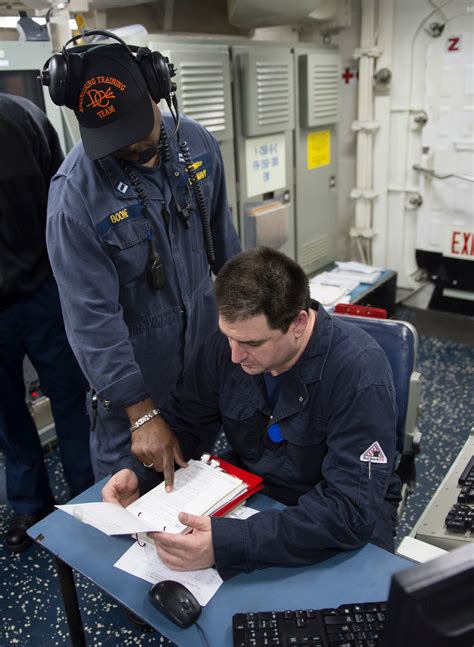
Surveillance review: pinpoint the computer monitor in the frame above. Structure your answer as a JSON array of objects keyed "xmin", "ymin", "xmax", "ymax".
[
  {"xmin": 0, "ymin": 69, "xmax": 46, "ymax": 112},
  {"xmin": 381, "ymin": 543, "xmax": 474, "ymax": 647}
]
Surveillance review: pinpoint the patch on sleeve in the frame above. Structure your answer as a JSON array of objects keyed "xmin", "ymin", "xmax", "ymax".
[{"xmin": 360, "ymin": 442, "xmax": 387, "ymax": 464}]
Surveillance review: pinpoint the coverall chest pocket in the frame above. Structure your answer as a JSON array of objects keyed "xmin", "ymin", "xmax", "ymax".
[
  {"xmin": 278, "ymin": 416, "xmax": 328, "ymax": 484},
  {"xmin": 219, "ymin": 388, "xmax": 265, "ymax": 462},
  {"xmin": 101, "ymin": 218, "xmax": 150, "ymax": 288}
]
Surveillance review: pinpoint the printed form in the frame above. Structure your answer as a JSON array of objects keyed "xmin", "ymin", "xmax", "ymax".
[{"xmin": 113, "ymin": 506, "xmax": 259, "ymax": 605}]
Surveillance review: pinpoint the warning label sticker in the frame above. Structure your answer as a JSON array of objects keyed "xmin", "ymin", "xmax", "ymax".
[{"xmin": 360, "ymin": 442, "xmax": 387, "ymax": 464}]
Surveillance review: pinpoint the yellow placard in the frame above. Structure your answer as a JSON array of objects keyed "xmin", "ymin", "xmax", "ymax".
[
  {"xmin": 75, "ymin": 14, "xmax": 87, "ymax": 31},
  {"xmin": 307, "ymin": 130, "xmax": 331, "ymax": 170}
]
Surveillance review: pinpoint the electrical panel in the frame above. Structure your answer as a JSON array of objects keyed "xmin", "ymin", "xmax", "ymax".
[
  {"xmin": 232, "ymin": 43, "xmax": 295, "ymax": 258},
  {"xmin": 299, "ymin": 51, "xmax": 340, "ymax": 128},
  {"xmin": 239, "ymin": 49, "xmax": 295, "ymax": 137},
  {"xmin": 294, "ymin": 46, "xmax": 341, "ymax": 275}
]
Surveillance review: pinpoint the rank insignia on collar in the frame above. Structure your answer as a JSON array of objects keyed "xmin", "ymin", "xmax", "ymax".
[{"xmin": 116, "ymin": 181, "xmax": 128, "ymax": 194}]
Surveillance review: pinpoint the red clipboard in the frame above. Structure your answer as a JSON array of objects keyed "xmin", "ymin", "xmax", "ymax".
[{"xmin": 206, "ymin": 454, "xmax": 264, "ymax": 518}]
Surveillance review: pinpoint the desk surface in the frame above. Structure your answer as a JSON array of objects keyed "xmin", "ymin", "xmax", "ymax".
[
  {"xmin": 30, "ymin": 482, "xmax": 410, "ymax": 647},
  {"xmin": 350, "ymin": 269, "xmax": 396, "ymax": 302}
]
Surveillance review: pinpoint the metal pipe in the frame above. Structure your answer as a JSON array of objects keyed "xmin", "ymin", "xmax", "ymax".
[{"xmin": 412, "ymin": 164, "xmax": 474, "ymax": 184}]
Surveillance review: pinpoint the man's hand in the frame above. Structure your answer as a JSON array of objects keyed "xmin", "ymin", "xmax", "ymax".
[
  {"xmin": 149, "ymin": 512, "xmax": 214, "ymax": 571},
  {"xmin": 130, "ymin": 416, "xmax": 187, "ymax": 491},
  {"xmin": 102, "ymin": 469, "xmax": 139, "ymax": 507}
]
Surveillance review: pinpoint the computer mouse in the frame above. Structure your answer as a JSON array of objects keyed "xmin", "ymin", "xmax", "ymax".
[{"xmin": 148, "ymin": 580, "xmax": 202, "ymax": 628}]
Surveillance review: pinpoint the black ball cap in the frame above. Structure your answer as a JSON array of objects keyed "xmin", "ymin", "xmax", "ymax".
[{"xmin": 74, "ymin": 44, "xmax": 155, "ymax": 160}]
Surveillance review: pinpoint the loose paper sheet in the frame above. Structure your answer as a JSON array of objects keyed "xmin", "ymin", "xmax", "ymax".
[
  {"xmin": 55, "ymin": 502, "xmax": 161, "ymax": 535},
  {"xmin": 335, "ymin": 261, "xmax": 382, "ymax": 274},
  {"xmin": 113, "ymin": 506, "xmax": 260, "ymax": 606},
  {"xmin": 114, "ymin": 542, "xmax": 222, "ymax": 606}
]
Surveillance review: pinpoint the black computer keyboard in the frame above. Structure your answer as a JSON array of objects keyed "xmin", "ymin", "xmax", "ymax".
[
  {"xmin": 232, "ymin": 601, "xmax": 387, "ymax": 647},
  {"xmin": 444, "ymin": 454, "xmax": 474, "ymax": 533}
]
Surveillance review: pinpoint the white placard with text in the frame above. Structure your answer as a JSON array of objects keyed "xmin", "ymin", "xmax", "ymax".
[{"xmin": 245, "ymin": 133, "xmax": 286, "ymax": 198}]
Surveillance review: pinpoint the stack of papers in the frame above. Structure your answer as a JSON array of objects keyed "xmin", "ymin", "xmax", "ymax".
[
  {"xmin": 310, "ymin": 271, "xmax": 359, "ymax": 293},
  {"xmin": 332, "ymin": 261, "xmax": 382, "ymax": 285},
  {"xmin": 309, "ymin": 261, "xmax": 384, "ymax": 308},
  {"xmin": 309, "ymin": 282, "xmax": 350, "ymax": 308},
  {"xmin": 56, "ymin": 457, "xmax": 263, "ymax": 541},
  {"xmin": 127, "ymin": 459, "xmax": 249, "ymax": 535},
  {"xmin": 309, "ymin": 271, "xmax": 357, "ymax": 308}
]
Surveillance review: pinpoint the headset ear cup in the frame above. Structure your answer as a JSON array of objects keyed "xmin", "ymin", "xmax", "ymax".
[
  {"xmin": 136, "ymin": 48, "xmax": 159, "ymax": 102},
  {"xmin": 47, "ymin": 54, "xmax": 69, "ymax": 106},
  {"xmin": 136, "ymin": 47, "xmax": 172, "ymax": 103},
  {"xmin": 151, "ymin": 51, "xmax": 172, "ymax": 100},
  {"xmin": 64, "ymin": 54, "xmax": 84, "ymax": 110}
]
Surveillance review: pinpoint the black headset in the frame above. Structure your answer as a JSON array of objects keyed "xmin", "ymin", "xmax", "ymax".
[{"xmin": 41, "ymin": 29, "xmax": 177, "ymax": 110}]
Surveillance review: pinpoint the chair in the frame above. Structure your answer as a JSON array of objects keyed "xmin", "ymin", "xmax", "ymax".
[{"xmin": 334, "ymin": 314, "xmax": 422, "ymax": 518}]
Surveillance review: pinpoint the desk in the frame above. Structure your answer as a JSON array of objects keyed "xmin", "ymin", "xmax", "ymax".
[
  {"xmin": 29, "ymin": 482, "xmax": 410, "ymax": 647},
  {"xmin": 350, "ymin": 270, "xmax": 397, "ymax": 317},
  {"xmin": 310, "ymin": 267, "xmax": 398, "ymax": 317}
]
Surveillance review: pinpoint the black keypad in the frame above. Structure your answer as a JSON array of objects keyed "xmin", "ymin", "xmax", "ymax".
[
  {"xmin": 233, "ymin": 602, "xmax": 387, "ymax": 647},
  {"xmin": 444, "ymin": 455, "xmax": 474, "ymax": 534}
]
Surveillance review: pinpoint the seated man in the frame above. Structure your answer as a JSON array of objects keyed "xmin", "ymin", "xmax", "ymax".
[{"xmin": 103, "ymin": 247, "xmax": 401, "ymax": 579}]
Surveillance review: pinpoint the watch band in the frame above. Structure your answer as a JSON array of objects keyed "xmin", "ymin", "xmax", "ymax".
[{"xmin": 129, "ymin": 408, "xmax": 161, "ymax": 433}]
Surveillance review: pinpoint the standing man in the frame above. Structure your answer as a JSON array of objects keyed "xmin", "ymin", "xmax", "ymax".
[
  {"xmin": 0, "ymin": 93, "xmax": 93, "ymax": 552},
  {"xmin": 104, "ymin": 247, "xmax": 401, "ymax": 579},
  {"xmin": 44, "ymin": 35, "xmax": 241, "ymax": 481}
]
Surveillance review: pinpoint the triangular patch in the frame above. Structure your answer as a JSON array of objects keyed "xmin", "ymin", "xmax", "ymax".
[{"xmin": 360, "ymin": 441, "xmax": 387, "ymax": 464}]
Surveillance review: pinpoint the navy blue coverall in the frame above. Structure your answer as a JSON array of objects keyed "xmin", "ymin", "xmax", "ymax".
[
  {"xmin": 0, "ymin": 94, "xmax": 93, "ymax": 513},
  {"xmin": 116, "ymin": 303, "xmax": 401, "ymax": 580},
  {"xmin": 47, "ymin": 113, "xmax": 241, "ymax": 478}
]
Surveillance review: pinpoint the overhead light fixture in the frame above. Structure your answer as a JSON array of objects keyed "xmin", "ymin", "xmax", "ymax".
[{"xmin": 0, "ymin": 16, "xmax": 76, "ymax": 28}]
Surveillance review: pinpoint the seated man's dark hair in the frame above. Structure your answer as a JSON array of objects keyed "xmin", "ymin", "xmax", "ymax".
[{"xmin": 215, "ymin": 247, "xmax": 311, "ymax": 332}]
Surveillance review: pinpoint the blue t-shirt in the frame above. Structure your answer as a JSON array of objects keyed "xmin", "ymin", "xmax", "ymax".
[{"xmin": 263, "ymin": 371, "xmax": 286, "ymax": 443}]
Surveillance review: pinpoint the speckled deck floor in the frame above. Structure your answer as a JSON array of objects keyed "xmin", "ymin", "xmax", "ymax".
[{"xmin": 1, "ymin": 322, "xmax": 473, "ymax": 646}]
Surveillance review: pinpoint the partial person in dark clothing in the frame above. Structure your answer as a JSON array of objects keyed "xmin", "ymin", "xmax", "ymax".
[
  {"xmin": 0, "ymin": 93, "xmax": 93, "ymax": 553},
  {"xmin": 103, "ymin": 247, "xmax": 401, "ymax": 580}
]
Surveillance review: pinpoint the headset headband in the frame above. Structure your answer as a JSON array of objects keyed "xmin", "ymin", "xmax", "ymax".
[
  {"xmin": 40, "ymin": 27, "xmax": 180, "ymax": 156},
  {"xmin": 61, "ymin": 29, "xmax": 136, "ymax": 57}
]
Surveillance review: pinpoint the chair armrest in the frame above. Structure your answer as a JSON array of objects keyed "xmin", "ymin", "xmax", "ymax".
[{"xmin": 403, "ymin": 371, "xmax": 422, "ymax": 454}]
